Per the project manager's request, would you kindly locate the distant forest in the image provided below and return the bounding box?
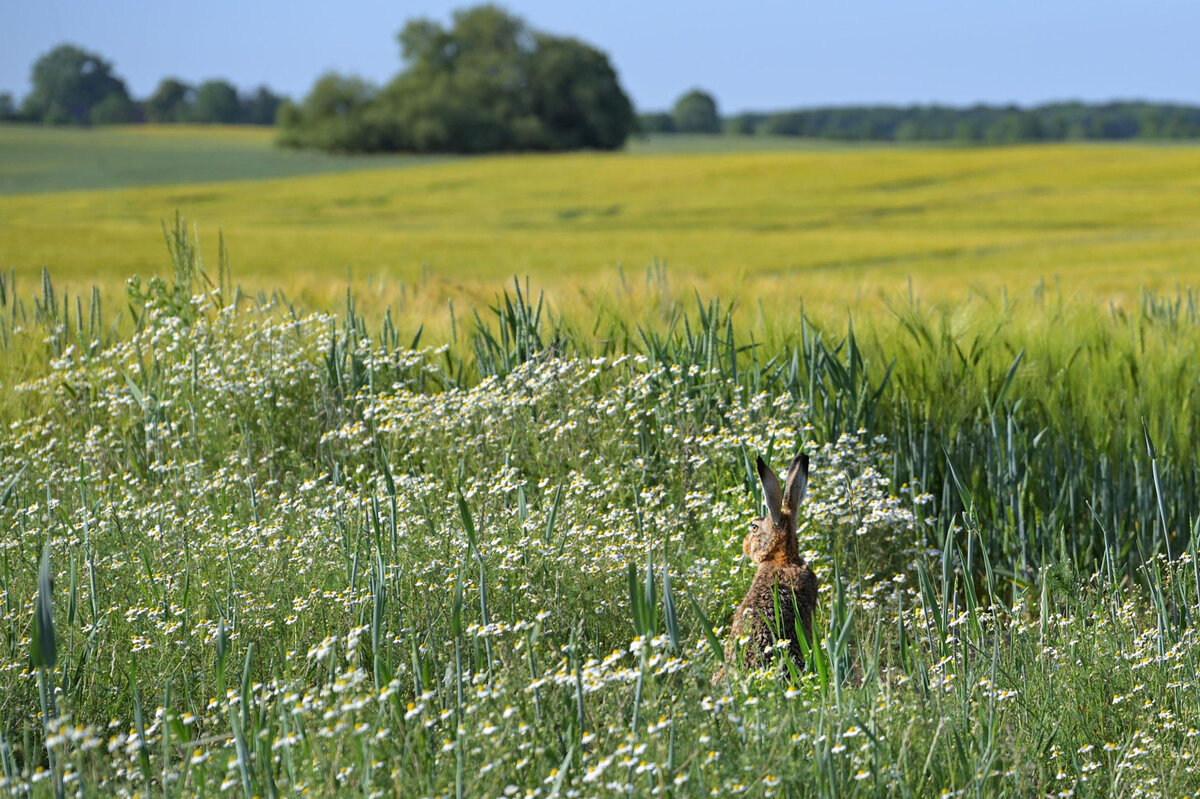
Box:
[641,98,1200,143]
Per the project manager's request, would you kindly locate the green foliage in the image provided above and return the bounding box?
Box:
[276,73,385,152]
[144,78,283,126]
[124,213,219,324]
[191,79,242,124]
[30,537,56,670]
[673,89,720,134]
[281,4,634,153]
[376,4,542,154]
[144,78,194,123]
[241,85,285,125]
[527,33,634,150]
[88,92,138,125]
[26,43,133,126]
[723,112,762,135]
[637,111,675,134]
[14,48,284,128]
[749,101,1200,142]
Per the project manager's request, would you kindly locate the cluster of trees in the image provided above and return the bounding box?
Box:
[638,89,721,134]
[641,93,1200,142]
[143,78,283,125]
[278,5,634,153]
[0,44,284,126]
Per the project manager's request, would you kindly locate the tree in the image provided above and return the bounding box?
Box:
[241,86,285,126]
[527,34,634,150]
[145,78,193,123]
[672,89,719,133]
[0,93,16,121]
[277,73,383,151]
[90,93,138,124]
[724,113,762,135]
[27,44,131,125]
[378,5,546,152]
[285,4,635,153]
[637,113,675,134]
[192,80,241,123]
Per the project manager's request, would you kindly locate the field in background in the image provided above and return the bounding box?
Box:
[0,124,864,196]
[0,124,453,194]
[4,126,1200,329]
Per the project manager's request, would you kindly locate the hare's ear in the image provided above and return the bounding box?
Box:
[756,455,784,527]
[783,453,809,519]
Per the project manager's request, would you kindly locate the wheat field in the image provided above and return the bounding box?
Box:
[3,136,1200,323]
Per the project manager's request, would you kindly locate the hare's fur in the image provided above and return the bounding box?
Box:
[722,454,817,676]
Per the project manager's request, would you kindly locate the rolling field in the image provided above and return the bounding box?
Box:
[0,124,849,195]
[3,127,1200,324]
[4,128,1200,796]
[0,124,454,194]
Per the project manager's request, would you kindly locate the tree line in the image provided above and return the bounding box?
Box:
[6,6,1200,148]
[0,44,284,126]
[641,89,1200,142]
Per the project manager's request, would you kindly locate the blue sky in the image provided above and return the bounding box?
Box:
[2,0,1197,112]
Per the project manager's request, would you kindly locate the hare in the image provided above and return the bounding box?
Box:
[719,454,817,679]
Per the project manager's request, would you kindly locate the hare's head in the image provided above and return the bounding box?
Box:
[743,454,809,565]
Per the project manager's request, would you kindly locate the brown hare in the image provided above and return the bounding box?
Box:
[719,454,817,679]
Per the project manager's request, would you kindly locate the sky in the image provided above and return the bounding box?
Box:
[2,0,1198,113]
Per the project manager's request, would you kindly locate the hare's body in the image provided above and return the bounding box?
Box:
[718,453,817,679]
[730,559,817,669]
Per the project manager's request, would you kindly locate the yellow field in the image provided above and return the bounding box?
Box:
[3,142,1200,321]
[102,123,278,141]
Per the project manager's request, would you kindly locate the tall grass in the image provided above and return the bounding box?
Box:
[2,230,1200,795]
[6,223,1192,578]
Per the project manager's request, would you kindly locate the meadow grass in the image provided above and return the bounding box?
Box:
[2,230,1200,795]
[0,124,453,195]
[2,141,1200,325]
